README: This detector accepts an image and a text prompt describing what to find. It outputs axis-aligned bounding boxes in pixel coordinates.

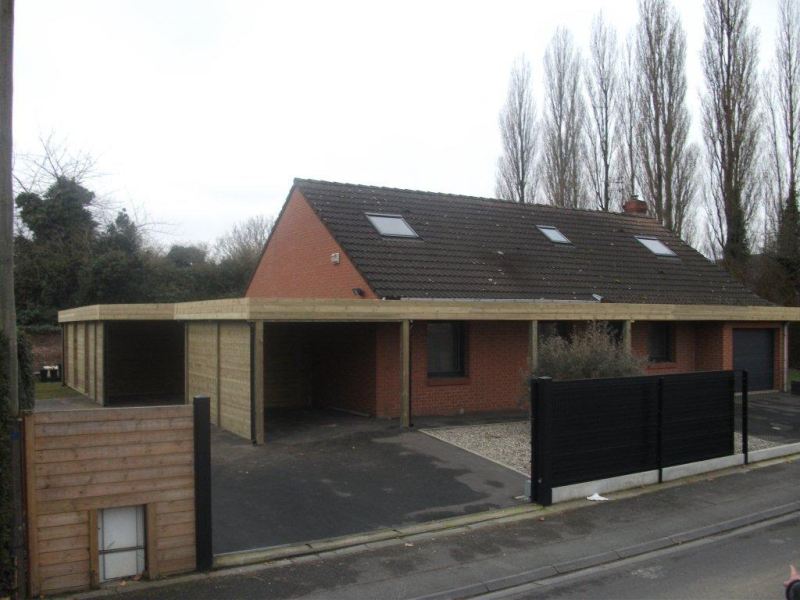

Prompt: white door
[98,506,146,582]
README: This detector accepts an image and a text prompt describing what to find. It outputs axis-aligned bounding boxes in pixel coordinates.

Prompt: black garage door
[733,329,775,391]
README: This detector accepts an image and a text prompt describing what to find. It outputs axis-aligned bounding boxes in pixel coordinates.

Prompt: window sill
[427,376,470,386]
[647,361,679,369]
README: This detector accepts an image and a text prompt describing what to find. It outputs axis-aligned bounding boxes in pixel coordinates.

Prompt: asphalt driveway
[211,409,527,554]
[737,391,800,445]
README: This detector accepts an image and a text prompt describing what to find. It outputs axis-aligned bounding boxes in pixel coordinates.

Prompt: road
[485,513,800,600]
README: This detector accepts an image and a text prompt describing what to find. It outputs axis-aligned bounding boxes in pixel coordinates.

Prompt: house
[58,179,798,443]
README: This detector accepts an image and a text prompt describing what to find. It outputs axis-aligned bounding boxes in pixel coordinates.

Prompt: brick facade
[631,321,784,390]
[246,190,376,299]
[374,321,530,418]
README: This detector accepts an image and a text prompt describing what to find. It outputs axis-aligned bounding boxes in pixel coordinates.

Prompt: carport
[61,304,183,405]
[59,298,800,444]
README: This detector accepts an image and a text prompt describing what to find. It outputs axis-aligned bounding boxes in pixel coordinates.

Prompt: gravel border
[422,422,780,478]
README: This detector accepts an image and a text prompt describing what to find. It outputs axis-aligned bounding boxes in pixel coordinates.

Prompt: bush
[536,321,645,380]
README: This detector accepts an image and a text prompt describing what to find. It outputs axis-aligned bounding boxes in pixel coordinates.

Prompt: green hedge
[0,331,35,595]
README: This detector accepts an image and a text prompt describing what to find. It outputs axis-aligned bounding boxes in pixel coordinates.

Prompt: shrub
[536,321,645,380]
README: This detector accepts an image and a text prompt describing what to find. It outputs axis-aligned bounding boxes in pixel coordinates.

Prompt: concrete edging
[748,442,800,463]
[551,470,659,503]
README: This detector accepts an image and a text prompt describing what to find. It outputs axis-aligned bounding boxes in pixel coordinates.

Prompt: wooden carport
[59,298,800,444]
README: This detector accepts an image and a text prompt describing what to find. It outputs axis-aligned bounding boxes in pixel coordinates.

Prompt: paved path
[489,513,799,599]
[88,455,800,600]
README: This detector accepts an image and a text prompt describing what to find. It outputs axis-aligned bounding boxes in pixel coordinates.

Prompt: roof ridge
[293,177,653,220]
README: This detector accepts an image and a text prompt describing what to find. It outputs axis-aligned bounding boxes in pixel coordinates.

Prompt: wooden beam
[528,320,539,374]
[60,298,800,324]
[252,321,265,445]
[400,320,411,428]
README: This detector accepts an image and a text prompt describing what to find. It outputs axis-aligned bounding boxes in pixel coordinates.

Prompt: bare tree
[541,28,587,208]
[701,0,761,269]
[765,0,800,242]
[496,56,539,203]
[616,33,640,202]
[13,132,99,195]
[636,0,695,237]
[586,13,619,211]
[214,214,275,264]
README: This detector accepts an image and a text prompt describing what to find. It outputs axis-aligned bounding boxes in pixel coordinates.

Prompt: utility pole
[1,0,24,597]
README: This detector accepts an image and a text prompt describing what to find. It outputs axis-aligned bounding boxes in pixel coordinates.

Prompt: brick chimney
[622,194,648,215]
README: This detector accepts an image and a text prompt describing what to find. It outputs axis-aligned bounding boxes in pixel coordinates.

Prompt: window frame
[426,322,467,378]
[648,323,675,363]
[536,225,572,244]
[635,236,677,257]
[365,213,419,238]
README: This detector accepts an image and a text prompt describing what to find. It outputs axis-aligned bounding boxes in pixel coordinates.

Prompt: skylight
[366,213,419,238]
[537,225,571,244]
[636,236,676,257]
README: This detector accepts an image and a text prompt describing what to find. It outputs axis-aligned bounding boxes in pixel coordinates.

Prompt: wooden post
[24,413,39,597]
[528,320,539,374]
[88,509,99,588]
[400,320,411,428]
[145,504,159,579]
[252,321,265,445]
[622,320,632,353]
[184,323,190,404]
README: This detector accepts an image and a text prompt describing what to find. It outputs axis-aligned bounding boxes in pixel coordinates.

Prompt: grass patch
[791,369,800,383]
[35,381,83,400]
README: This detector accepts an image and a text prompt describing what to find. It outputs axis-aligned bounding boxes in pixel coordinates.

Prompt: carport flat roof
[58,297,800,323]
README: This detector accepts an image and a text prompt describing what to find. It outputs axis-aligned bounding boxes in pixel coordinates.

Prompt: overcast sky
[13,0,781,245]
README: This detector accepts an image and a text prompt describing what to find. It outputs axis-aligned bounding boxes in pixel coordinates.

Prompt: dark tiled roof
[295,179,770,306]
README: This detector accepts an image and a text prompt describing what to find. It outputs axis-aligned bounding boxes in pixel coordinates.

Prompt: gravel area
[422,422,780,478]
[734,431,779,452]
[421,421,531,475]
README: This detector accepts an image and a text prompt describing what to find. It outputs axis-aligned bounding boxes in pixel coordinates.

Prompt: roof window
[537,225,571,244]
[636,236,676,257]
[366,213,419,238]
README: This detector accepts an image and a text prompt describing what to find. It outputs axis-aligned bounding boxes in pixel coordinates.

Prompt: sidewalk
[82,456,800,600]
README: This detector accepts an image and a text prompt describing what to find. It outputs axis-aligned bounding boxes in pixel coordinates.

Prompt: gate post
[531,377,553,506]
[741,370,749,465]
[193,396,213,571]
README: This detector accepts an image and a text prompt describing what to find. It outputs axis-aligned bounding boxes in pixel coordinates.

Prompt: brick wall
[311,324,377,415]
[375,321,529,418]
[26,330,62,373]
[246,190,376,299]
[631,320,784,390]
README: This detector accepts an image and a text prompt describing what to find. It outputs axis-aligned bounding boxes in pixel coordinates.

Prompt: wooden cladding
[63,322,105,404]
[24,405,197,596]
[186,322,252,440]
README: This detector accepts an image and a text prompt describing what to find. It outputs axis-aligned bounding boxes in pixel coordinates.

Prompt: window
[537,225,571,244]
[427,322,466,377]
[366,213,419,238]
[648,323,674,362]
[636,236,676,257]
[97,506,146,582]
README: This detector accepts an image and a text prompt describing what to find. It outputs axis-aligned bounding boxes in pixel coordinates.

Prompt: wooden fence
[24,403,208,596]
